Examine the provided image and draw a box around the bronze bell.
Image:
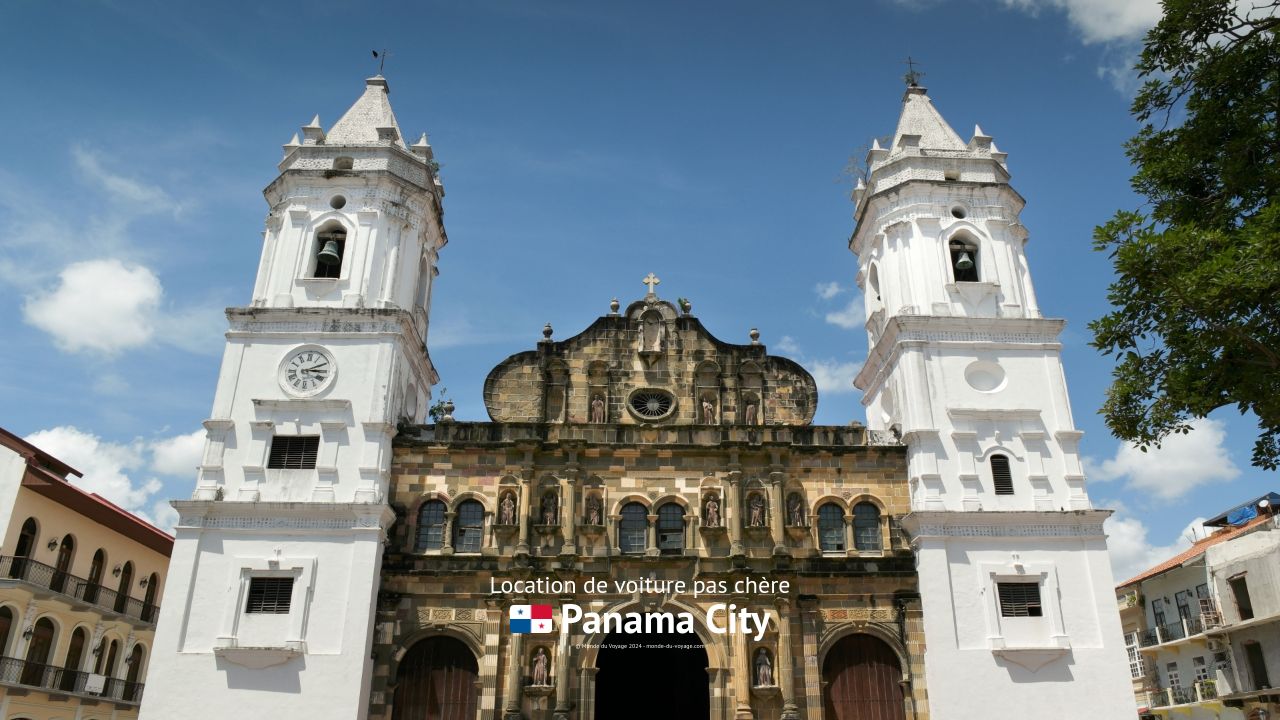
[955,251,974,271]
[317,239,342,266]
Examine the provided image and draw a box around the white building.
[138,76,446,720]
[851,85,1135,719]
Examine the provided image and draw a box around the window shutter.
[246,577,294,613]
[267,436,320,469]
[991,455,1014,495]
[997,582,1042,617]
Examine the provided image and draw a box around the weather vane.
[372,48,390,75]
[904,56,924,87]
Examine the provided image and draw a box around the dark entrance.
[595,630,708,720]
[822,634,906,720]
[391,636,479,720]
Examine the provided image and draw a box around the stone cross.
[642,273,660,295]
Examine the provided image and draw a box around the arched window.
[123,644,144,701]
[85,549,106,604]
[853,503,882,551]
[51,535,75,593]
[115,562,133,614]
[61,626,87,691]
[142,573,160,623]
[868,263,882,302]
[391,636,479,720]
[0,606,13,657]
[452,500,484,553]
[415,500,447,551]
[312,224,346,279]
[22,617,55,685]
[657,503,685,554]
[96,638,119,677]
[818,504,846,553]
[619,503,648,554]
[991,454,1014,495]
[949,236,979,283]
[10,517,37,580]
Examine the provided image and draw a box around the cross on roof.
[642,272,660,295]
[904,56,925,87]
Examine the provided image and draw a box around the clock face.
[280,347,335,396]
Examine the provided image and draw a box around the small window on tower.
[997,582,1042,617]
[949,237,979,282]
[245,576,294,614]
[991,454,1014,495]
[313,227,346,279]
[267,436,319,469]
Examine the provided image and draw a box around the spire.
[326,76,408,150]
[891,86,965,152]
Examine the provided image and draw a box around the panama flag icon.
[509,604,554,634]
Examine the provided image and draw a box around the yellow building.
[0,427,172,720]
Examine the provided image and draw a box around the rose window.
[628,389,675,421]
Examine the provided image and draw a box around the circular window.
[951,205,967,219]
[964,360,1007,393]
[627,389,676,421]
[330,195,347,209]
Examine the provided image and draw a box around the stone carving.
[641,312,665,353]
[701,399,716,424]
[541,493,558,525]
[704,496,721,528]
[590,394,606,423]
[754,648,773,687]
[499,493,517,525]
[585,495,602,525]
[532,647,550,686]
[749,494,766,527]
[788,494,805,527]
[743,400,758,425]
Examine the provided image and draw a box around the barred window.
[267,436,319,469]
[657,503,685,554]
[818,503,845,552]
[1124,632,1146,679]
[991,454,1014,495]
[452,500,484,553]
[246,577,294,614]
[416,500,447,551]
[619,503,648,554]
[853,503,881,551]
[997,582,1042,617]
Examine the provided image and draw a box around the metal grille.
[997,582,1042,617]
[629,390,674,420]
[991,455,1014,495]
[245,577,294,614]
[267,436,319,469]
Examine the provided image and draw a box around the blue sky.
[0,0,1272,579]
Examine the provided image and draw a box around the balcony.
[1144,680,1220,709]
[0,556,158,625]
[0,656,143,705]
[1138,610,1221,650]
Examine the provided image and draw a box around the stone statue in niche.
[749,494,766,527]
[754,648,773,687]
[500,493,517,525]
[532,647,550,686]
[704,496,721,528]
[541,493,558,525]
[590,394,606,423]
[701,399,717,424]
[641,313,665,353]
[585,495,602,525]
[788,494,805,527]
[743,399,758,425]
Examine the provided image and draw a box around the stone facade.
[369,294,927,720]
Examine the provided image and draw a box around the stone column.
[578,667,598,720]
[503,628,526,720]
[516,473,532,556]
[776,600,800,719]
[768,471,786,555]
[562,467,578,556]
[553,621,572,720]
[726,471,744,557]
[798,597,822,720]
[844,512,856,556]
[441,511,457,555]
[646,513,660,557]
[607,513,621,554]
[730,599,754,720]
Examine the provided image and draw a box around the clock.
[279,346,336,396]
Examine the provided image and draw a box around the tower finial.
[371,49,389,76]
[904,56,925,88]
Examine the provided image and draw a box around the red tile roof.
[1117,513,1273,588]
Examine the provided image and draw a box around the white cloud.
[775,335,802,355]
[1087,418,1240,501]
[150,429,205,477]
[814,281,844,300]
[23,426,198,533]
[808,359,860,395]
[71,145,173,208]
[824,296,865,330]
[23,259,163,354]
[999,0,1161,44]
[1106,510,1209,583]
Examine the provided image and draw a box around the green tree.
[1090,0,1280,469]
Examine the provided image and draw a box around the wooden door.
[391,637,478,720]
[822,634,906,720]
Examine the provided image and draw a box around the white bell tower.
[140,76,445,720]
[851,85,1134,718]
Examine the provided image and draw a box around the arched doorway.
[391,636,479,720]
[114,561,133,614]
[21,617,56,686]
[51,535,75,593]
[61,626,87,691]
[10,518,37,579]
[595,630,709,720]
[822,633,906,720]
[85,549,106,604]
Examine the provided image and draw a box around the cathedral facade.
[138,75,1135,720]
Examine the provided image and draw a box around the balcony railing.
[0,556,158,624]
[1144,681,1219,708]
[1138,608,1221,648]
[0,656,143,704]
